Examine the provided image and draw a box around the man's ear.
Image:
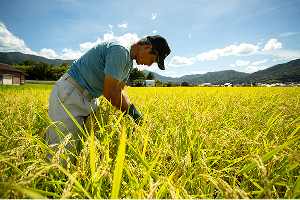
[143,45,152,51]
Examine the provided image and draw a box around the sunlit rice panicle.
[61,172,77,199]
[52,132,73,164]
[253,154,271,199]
[1,86,300,199]
[286,147,300,163]
[17,164,57,186]
[234,188,249,199]
[216,178,238,199]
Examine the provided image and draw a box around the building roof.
[0,63,27,75]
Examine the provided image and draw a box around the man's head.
[137,35,171,70]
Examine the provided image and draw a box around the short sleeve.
[122,67,133,83]
[104,45,129,82]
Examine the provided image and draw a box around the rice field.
[0,85,300,199]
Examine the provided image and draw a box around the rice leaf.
[111,127,127,199]
[237,131,300,175]
[0,154,27,177]
[142,131,149,160]
[90,118,96,198]
[139,151,161,189]
[127,141,159,181]
[0,182,47,199]
[109,111,125,138]
[292,175,300,199]
[56,164,92,199]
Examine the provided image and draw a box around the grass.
[0,85,300,199]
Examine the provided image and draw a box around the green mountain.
[213,58,300,85]
[144,58,300,85]
[1,51,299,85]
[142,70,208,84]
[191,70,248,85]
[0,52,74,66]
[143,70,248,85]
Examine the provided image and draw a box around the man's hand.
[127,104,144,125]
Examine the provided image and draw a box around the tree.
[146,72,155,80]
[13,60,70,81]
[155,79,163,87]
[129,68,146,82]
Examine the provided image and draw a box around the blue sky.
[1,0,300,77]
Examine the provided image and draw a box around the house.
[0,63,27,85]
[145,80,155,87]
[201,83,213,87]
[181,82,189,87]
[223,83,232,87]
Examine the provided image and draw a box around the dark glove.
[127,104,144,125]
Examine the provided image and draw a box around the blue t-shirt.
[67,38,133,98]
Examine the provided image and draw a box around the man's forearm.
[103,87,129,112]
[121,88,131,109]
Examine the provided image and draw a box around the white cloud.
[153,30,157,34]
[0,20,140,61]
[60,48,84,60]
[230,64,235,67]
[246,65,268,72]
[108,24,113,30]
[68,32,139,60]
[258,49,300,60]
[235,60,250,66]
[117,32,139,43]
[79,41,98,52]
[280,31,300,37]
[219,43,259,57]
[159,70,207,78]
[263,39,282,51]
[191,71,207,75]
[169,56,196,66]
[159,71,182,78]
[252,59,268,65]
[64,32,139,60]
[79,32,139,53]
[234,43,260,56]
[151,13,157,20]
[189,33,191,39]
[39,48,58,59]
[196,43,259,62]
[118,22,128,28]
[134,56,164,71]
[197,50,219,61]
[0,21,37,55]
[273,58,285,62]
[79,33,114,52]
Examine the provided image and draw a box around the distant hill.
[142,70,207,84]
[0,52,74,66]
[190,70,248,85]
[144,58,300,85]
[1,51,299,85]
[143,70,248,85]
[213,58,300,85]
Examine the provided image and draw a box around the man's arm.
[103,74,130,112]
[103,73,144,124]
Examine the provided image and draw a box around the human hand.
[127,104,144,125]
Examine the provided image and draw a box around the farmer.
[45,35,171,164]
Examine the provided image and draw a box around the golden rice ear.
[2,85,300,199]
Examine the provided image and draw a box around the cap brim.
[158,54,165,70]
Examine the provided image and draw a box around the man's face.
[136,45,158,67]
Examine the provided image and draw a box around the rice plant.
[0,85,299,199]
